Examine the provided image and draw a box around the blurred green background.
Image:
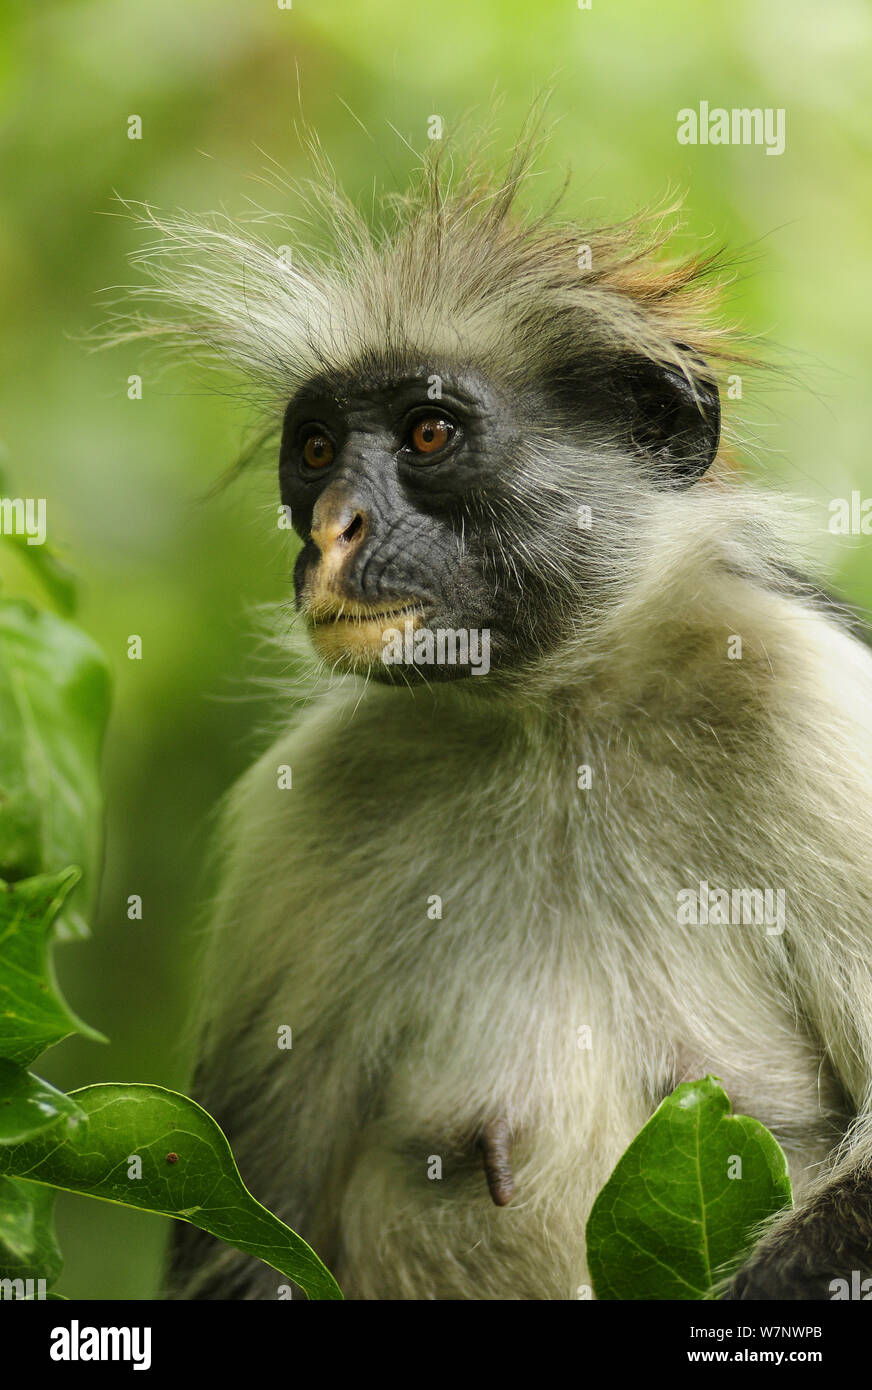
[0,0,870,1298]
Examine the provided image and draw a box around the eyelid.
[297,420,333,443]
[403,405,458,428]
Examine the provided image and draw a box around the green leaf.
[0,533,78,616]
[0,1176,62,1285]
[0,869,105,1065]
[0,1082,343,1301]
[0,1060,85,1144]
[586,1076,793,1300]
[0,599,110,939]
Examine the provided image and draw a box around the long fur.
[116,130,872,1299]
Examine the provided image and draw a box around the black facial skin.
[278,353,721,681]
[279,362,540,680]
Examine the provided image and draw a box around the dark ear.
[621,350,720,486]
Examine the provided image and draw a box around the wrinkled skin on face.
[279,350,720,681]
[280,361,537,680]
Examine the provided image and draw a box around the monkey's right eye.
[301,430,335,470]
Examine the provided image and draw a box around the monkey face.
[279,345,720,681]
[279,361,539,680]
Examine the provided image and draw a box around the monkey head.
[119,142,724,681]
[279,336,720,682]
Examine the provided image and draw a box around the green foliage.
[586,1076,793,1300]
[0,871,104,1064]
[0,487,77,616]
[0,1061,85,1145]
[0,542,342,1300]
[0,1083,342,1300]
[0,600,110,940]
[0,1176,63,1286]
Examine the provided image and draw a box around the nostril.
[340,513,364,545]
[310,498,366,557]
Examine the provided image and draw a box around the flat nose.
[310,485,367,560]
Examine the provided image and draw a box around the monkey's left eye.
[407,416,455,457]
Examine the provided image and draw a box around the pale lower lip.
[311,606,427,625]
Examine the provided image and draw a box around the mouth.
[306,600,429,627]
[303,597,431,669]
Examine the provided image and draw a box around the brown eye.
[410,417,453,455]
[302,432,334,469]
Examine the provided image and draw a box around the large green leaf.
[0,1060,85,1144]
[0,1176,62,1285]
[0,599,110,939]
[586,1076,793,1300]
[0,1083,343,1301]
[0,869,105,1065]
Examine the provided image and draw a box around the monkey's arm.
[723,1160,872,1301]
[724,932,872,1300]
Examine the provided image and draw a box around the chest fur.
[239,698,839,1163]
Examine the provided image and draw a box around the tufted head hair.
[103,121,786,687]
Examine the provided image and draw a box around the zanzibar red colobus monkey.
[119,129,872,1300]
